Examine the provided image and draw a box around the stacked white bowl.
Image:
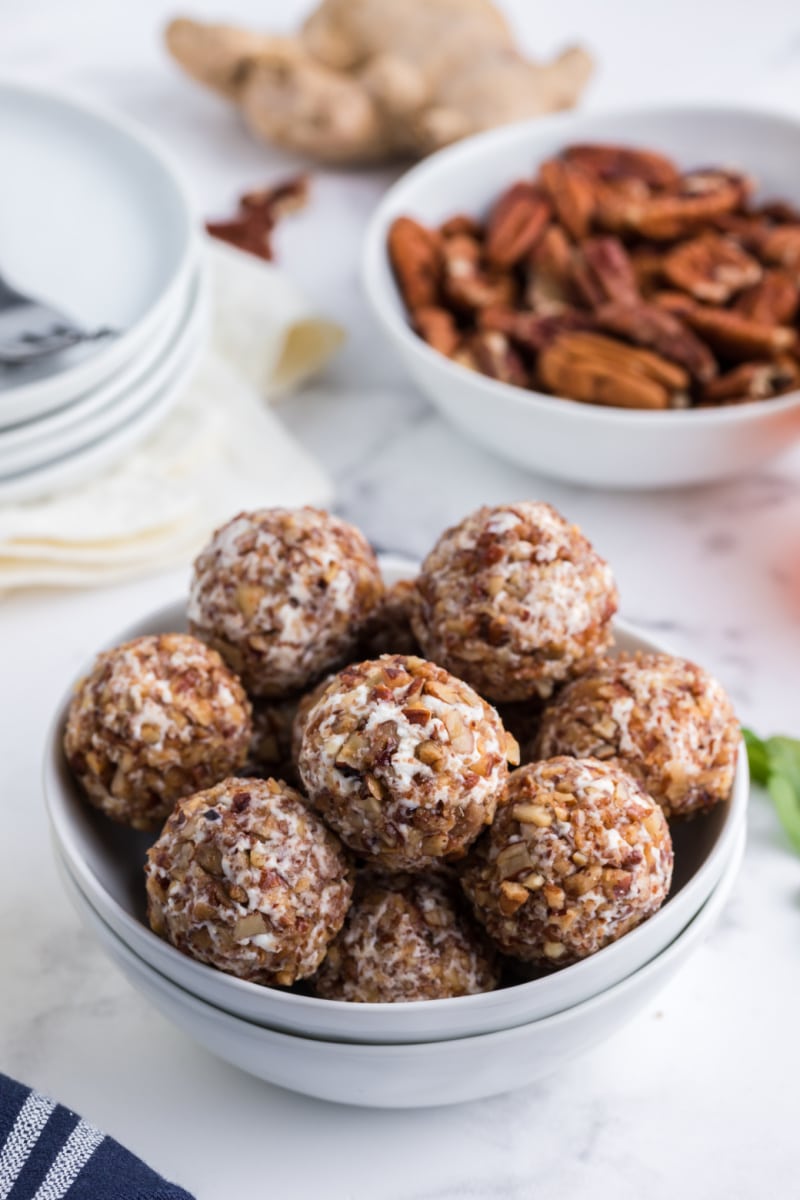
[44,560,748,1108]
[0,80,206,502]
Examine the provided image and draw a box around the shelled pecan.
[388,140,800,410]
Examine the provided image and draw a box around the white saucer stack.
[0,81,206,503]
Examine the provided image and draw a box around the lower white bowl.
[43,571,748,1044]
[56,829,744,1108]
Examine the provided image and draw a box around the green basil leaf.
[742,727,770,786]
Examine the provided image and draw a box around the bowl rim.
[362,100,800,429]
[43,588,749,1024]
[57,823,746,1053]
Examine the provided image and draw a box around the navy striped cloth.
[0,1074,193,1200]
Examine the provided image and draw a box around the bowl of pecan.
[363,105,800,488]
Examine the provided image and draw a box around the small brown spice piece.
[206,175,308,261]
[485,182,551,268]
[388,216,442,310]
[662,233,762,303]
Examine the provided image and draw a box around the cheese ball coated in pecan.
[411,502,618,702]
[298,654,519,871]
[188,507,384,697]
[461,757,672,966]
[315,872,498,1002]
[64,634,252,831]
[145,777,353,986]
[535,652,740,817]
[356,578,421,658]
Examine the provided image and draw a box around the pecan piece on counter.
[413,306,461,356]
[662,233,762,303]
[206,175,309,261]
[462,331,529,386]
[485,183,551,268]
[734,270,800,325]
[442,234,516,311]
[760,225,800,270]
[701,358,800,404]
[563,143,681,189]
[538,158,596,241]
[538,331,689,410]
[388,216,443,310]
[525,225,579,314]
[572,237,640,309]
[594,301,717,382]
[685,306,797,361]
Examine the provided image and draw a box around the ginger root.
[166,0,593,165]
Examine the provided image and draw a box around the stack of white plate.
[0,81,206,504]
[44,559,749,1109]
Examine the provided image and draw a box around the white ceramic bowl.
[55,828,745,1108]
[43,559,748,1044]
[363,105,800,489]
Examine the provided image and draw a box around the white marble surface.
[2,2,800,1196]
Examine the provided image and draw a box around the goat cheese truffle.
[64,634,251,831]
[188,507,384,697]
[535,652,740,817]
[145,777,353,986]
[461,757,672,966]
[357,578,421,658]
[411,502,618,702]
[298,654,519,871]
[315,872,498,1002]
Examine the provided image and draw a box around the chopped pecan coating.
[461,757,673,966]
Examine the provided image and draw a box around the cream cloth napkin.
[0,242,343,590]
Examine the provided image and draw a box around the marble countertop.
[2,1,799,1196]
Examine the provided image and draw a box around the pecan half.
[662,233,762,303]
[650,290,697,316]
[572,237,640,309]
[466,331,529,386]
[630,247,666,297]
[525,225,578,314]
[413,306,460,356]
[442,235,515,310]
[563,143,681,189]
[595,301,717,382]
[538,331,688,410]
[734,269,799,324]
[485,183,551,268]
[702,358,800,403]
[388,216,442,310]
[609,170,750,241]
[685,307,797,360]
[761,226,800,269]
[439,213,483,238]
[479,305,596,352]
[538,159,596,241]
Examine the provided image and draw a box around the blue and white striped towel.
[0,1074,193,1200]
